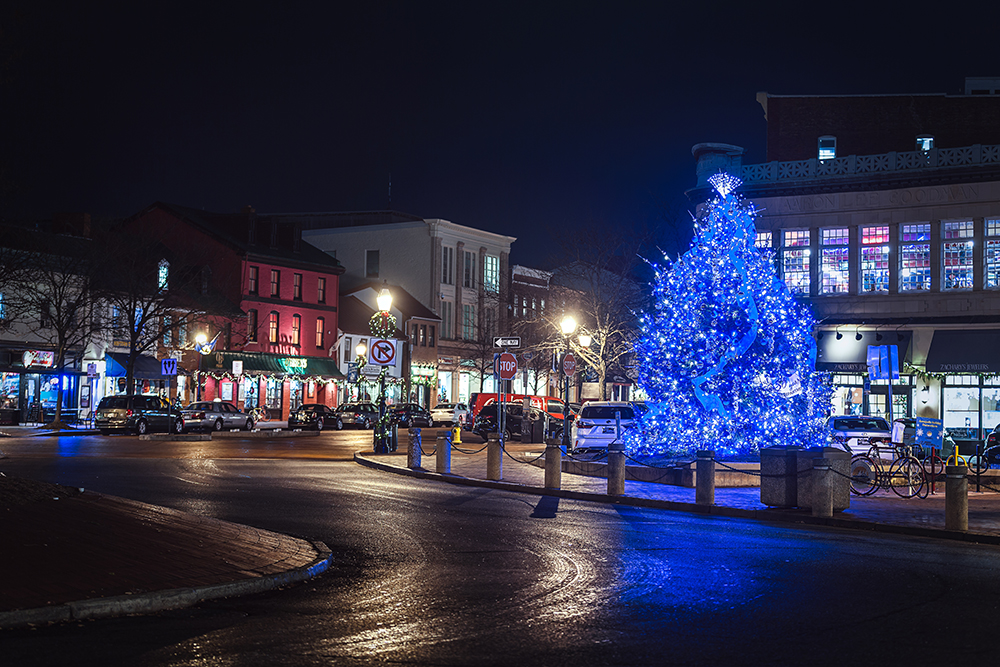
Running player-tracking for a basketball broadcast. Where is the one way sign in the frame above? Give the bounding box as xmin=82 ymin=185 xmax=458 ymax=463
xmin=493 ymin=336 xmax=521 ymax=348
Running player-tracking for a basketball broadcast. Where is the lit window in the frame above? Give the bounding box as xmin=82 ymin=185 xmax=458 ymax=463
xmin=860 ymin=226 xmax=889 ymax=293
xmin=291 ymin=314 xmax=301 ymax=345
xmin=900 ymin=224 xmax=931 ymax=291
xmin=755 ymin=231 xmax=772 ymax=249
xmin=270 ymin=270 xmax=280 ymax=297
xmin=782 ymin=230 xmax=811 ymax=296
xmin=916 ymin=135 xmax=934 ymax=151
xmin=248 ymin=266 xmax=259 ymax=295
xmin=942 ymin=221 xmax=974 ymax=290
xmin=269 ymin=311 xmax=279 ymax=343
xmin=820 ymin=229 xmax=849 ymax=294
xmin=293 ymin=273 xmax=302 ymax=300
xmin=484 ymin=255 xmax=500 ymax=293
xmin=428 ymin=325 xmax=435 ymax=347
xmin=315 ymin=317 xmax=324 ymax=348
xmin=986 ymin=219 xmax=1000 ymax=289
xmin=317 ymin=277 xmax=326 ymax=303
xmin=818 ymin=136 xmax=836 ymax=161
xmin=158 ymin=259 xmax=169 ymax=291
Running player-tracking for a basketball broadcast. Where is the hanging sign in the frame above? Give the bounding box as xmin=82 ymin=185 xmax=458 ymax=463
xmin=22 ymin=350 xmax=55 ymax=368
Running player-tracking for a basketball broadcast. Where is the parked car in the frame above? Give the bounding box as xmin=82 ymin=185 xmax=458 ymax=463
xmin=470 ymin=392 xmax=567 ymax=424
xmin=389 ymin=402 xmax=434 ymax=428
xmin=472 ymin=402 xmax=548 ymax=441
xmin=181 ymin=400 xmax=253 ymax=432
xmin=827 ymin=415 xmax=891 ymax=452
xmin=430 ymin=402 xmax=472 ymax=427
xmin=289 ymin=403 xmax=342 ymax=431
xmin=95 ymin=394 xmax=184 ymax=435
xmin=336 ymin=402 xmax=379 ymax=429
xmin=571 ymin=401 xmax=636 ymax=451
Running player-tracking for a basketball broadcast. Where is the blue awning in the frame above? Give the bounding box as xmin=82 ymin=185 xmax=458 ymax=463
xmin=105 ymin=352 xmax=167 ymax=379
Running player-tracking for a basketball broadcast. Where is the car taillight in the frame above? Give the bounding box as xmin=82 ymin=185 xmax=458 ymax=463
xmin=192 ymin=412 xmax=205 ymax=419
xmin=577 ymin=420 xmax=594 ymax=429
xmin=126 ymin=409 xmax=133 ymax=417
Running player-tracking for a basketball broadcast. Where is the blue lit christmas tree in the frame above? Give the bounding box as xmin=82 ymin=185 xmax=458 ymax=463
xmin=627 ymin=173 xmax=830 ymax=458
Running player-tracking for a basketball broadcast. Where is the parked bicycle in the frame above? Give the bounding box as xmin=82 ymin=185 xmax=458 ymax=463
xmin=849 ymin=443 xmax=925 ymax=498
xmin=248 ymin=406 xmax=271 ymax=423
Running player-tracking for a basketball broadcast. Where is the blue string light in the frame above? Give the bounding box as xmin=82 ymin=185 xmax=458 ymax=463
xmin=627 ymin=173 xmax=831 ymax=458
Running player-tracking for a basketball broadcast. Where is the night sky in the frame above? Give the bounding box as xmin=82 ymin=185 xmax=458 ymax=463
xmin=1 ymin=2 xmax=994 ymax=267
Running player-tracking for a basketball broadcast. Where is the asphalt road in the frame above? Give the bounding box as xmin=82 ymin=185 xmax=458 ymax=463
xmin=2 ymin=430 xmax=999 ymax=666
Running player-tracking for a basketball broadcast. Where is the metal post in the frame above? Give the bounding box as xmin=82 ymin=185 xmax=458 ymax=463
xmin=945 ymin=465 xmax=968 ymax=532
xmin=436 ymin=434 xmax=451 ymax=474
xmin=811 ymin=458 xmax=833 ymax=518
xmin=487 ymin=433 xmax=502 ymax=481
xmin=407 ymin=427 xmax=421 ymax=469
xmin=374 ymin=369 xmax=388 ymax=453
xmin=608 ymin=443 xmax=625 ymax=496
xmin=561 ymin=347 xmax=570 ymax=454
xmin=695 ymin=450 xmax=715 ymax=506
xmin=545 ymin=441 xmax=561 ymax=489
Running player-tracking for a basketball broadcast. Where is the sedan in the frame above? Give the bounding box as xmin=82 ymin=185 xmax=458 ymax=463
xmin=430 ymin=402 xmax=472 ymax=427
xmin=827 ymin=415 xmax=891 ymax=452
xmin=181 ymin=401 xmax=254 ymax=432
xmin=336 ymin=402 xmax=378 ymax=429
xmin=389 ymin=403 xmax=434 ymax=428
xmin=289 ymin=403 xmax=342 ymax=431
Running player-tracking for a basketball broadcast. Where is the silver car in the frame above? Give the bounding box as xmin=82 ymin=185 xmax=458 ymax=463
xmin=181 ymin=401 xmax=254 ymax=432
xmin=827 ymin=416 xmax=891 ymax=452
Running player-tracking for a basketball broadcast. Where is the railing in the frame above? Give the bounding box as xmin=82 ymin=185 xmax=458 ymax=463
xmin=740 ymin=144 xmax=1000 ymax=184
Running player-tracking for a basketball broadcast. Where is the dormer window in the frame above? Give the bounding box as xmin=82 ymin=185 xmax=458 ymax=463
xmin=916 ymin=135 xmax=934 ymax=151
xmin=818 ymin=136 xmax=836 ymax=161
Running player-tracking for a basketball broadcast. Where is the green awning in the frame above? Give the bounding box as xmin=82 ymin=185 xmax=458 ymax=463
xmin=200 ymin=351 xmax=343 ymax=378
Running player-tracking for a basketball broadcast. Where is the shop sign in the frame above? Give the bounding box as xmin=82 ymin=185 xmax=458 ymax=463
xmin=285 ymin=357 xmax=307 ymax=368
xmin=22 ymin=350 xmax=55 ymax=368
xmin=232 ymin=360 xmax=243 ymax=375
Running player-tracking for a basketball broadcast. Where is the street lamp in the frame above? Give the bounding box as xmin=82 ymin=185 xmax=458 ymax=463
xmin=371 ymin=287 xmax=395 ymax=453
xmin=559 ymin=315 xmax=577 ymax=452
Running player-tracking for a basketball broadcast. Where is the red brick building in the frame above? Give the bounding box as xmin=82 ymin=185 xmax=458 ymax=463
xmin=126 ymin=203 xmax=345 ymax=419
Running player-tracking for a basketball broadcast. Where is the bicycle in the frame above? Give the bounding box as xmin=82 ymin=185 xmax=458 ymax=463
xmin=849 ymin=443 xmax=925 ymax=498
xmin=248 ymin=407 xmax=271 ymax=423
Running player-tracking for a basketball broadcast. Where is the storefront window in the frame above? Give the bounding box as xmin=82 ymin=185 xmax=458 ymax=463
xmin=265 ymin=377 xmax=283 ymax=410
xmin=1 ymin=372 xmax=18 ymax=410
xmin=944 ymin=376 xmax=980 ymax=439
xmin=458 ymin=372 xmax=470 ymax=404
xmin=438 ymin=370 xmax=452 ymax=402
xmin=243 ymin=377 xmax=259 ymax=408
xmin=289 ymin=380 xmax=302 ymax=411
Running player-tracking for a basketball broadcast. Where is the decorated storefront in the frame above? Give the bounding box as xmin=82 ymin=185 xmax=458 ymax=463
xmin=196 ymin=350 xmax=343 ymax=420
xmin=0 ymin=348 xmax=86 ymax=425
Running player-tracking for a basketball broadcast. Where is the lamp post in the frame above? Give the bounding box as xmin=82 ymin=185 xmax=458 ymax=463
xmin=355 ymin=341 xmax=368 ymax=402
xmin=560 ymin=315 xmax=577 ymax=452
xmin=371 ymin=287 xmax=395 ymax=454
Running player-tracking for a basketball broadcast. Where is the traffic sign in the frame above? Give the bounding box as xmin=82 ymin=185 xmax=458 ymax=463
xmin=562 ymin=352 xmax=576 ymax=376
xmin=522 ymin=351 xmax=534 ymax=361
xmin=161 ymin=358 xmax=178 ymax=376
xmin=497 ymin=352 xmax=518 ymax=380
xmin=369 ymin=338 xmax=397 ymax=366
xmin=494 ymin=336 xmax=521 ymax=348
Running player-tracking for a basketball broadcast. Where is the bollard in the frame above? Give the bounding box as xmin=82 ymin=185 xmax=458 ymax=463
xmin=487 ymin=433 xmax=502 ymax=480
xmin=544 ymin=442 xmax=561 ymax=489
xmin=945 ymin=465 xmax=969 ymax=531
xmin=607 ymin=443 xmax=625 ymax=496
xmin=407 ymin=427 xmax=421 ymax=469
xmin=811 ymin=458 xmax=833 ymax=518
xmin=436 ymin=434 xmax=451 ymax=474
xmin=695 ymin=450 xmax=715 ymax=506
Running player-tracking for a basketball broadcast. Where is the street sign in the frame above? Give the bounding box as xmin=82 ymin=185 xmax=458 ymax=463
xmin=369 ymin=338 xmax=397 ymax=366
xmin=494 ymin=336 xmax=521 ymax=348
xmin=563 ymin=352 xmax=576 ymax=376
xmin=522 ymin=351 xmax=534 ymax=361
xmin=497 ymin=352 xmax=518 ymax=380
xmin=161 ymin=358 xmax=178 ymax=376
xmin=87 ymin=362 xmax=97 ymax=378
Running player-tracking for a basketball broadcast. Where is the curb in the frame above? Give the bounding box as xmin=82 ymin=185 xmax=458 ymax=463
xmin=0 ymin=539 xmax=333 ymax=629
xmin=353 ymin=453 xmax=1000 ymax=547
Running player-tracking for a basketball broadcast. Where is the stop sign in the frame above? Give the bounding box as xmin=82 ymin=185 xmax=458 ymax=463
xmin=563 ymin=352 xmax=576 ymax=376
xmin=497 ymin=352 xmax=518 ymax=380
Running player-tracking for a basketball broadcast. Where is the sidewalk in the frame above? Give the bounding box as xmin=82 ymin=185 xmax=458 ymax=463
xmin=354 ymin=442 xmax=1000 ymax=544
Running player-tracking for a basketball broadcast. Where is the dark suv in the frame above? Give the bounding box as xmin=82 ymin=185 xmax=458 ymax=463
xmin=95 ymin=394 xmax=184 ymax=435
xmin=389 ymin=403 xmax=433 ymax=428
xmin=472 ymin=403 xmax=547 ymax=441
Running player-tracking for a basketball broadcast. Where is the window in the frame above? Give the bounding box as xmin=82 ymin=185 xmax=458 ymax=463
xmin=462 ymin=304 xmax=475 ymax=340
xmin=315 ymin=317 xmax=325 ymax=348
xmin=158 ymin=259 xmax=169 ymax=291
xmin=366 ymin=249 xmax=380 ymax=278
xmin=293 ymin=273 xmax=302 ymax=300
xmin=270 ymin=269 xmax=280 ymax=297
xmin=463 ymin=251 xmax=476 ymax=289
xmin=247 ymin=309 xmax=258 ymax=342
xmin=291 ymin=314 xmax=301 ymax=345
xmin=820 ymin=228 xmax=849 ymax=294
xmin=440 ymin=301 xmax=453 ymax=339
xmin=428 ymin=325 xmax=435 ymax=347
xmin=343 ymin=336 xmax=352 ymax=364
xmin=179 ymin=323 xmax=187 ymax=346
xmin=943 ymin=221 xmax=974 ymax=290
xmin=484 ymin=255 xmax=499 ymax=293
xmin=248 ymin=266 xmax=259 ymax=295
xmin=782 ymin=230 xmax=811 ymax=296
xmin=916 ymin=135 xmax=934 ymax=151
xmin=269 ymin=311 xmax=279 ymax=343
xmin=986 ymin=219 xmax=1000 ymax=288
xmin=317 ymin=277 xmax=326 ymax=303
xmin=755 ymin=231 xmax=772 ymax=249
xmin=420 ymin=324 xmax=427 ymax=346
xmin=860 ymin=225 xmax=889 ymax=293
xmin=442 ymin=246 xmax=454 ymax=285
xmin=0 ymin=293 xmax=5 ymax=320
xmin=899 ymin=223 xmax=931 ymax=291
xmin=163 ymin=316 xmax=172 ymax=346
xmin=818 ymin=135 xmax=836 ymax=161
xmin=412 ymin=324 xmax=419 ymax=346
